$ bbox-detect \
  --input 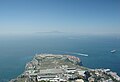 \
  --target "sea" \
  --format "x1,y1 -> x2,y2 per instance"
0,34 -> 120,82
